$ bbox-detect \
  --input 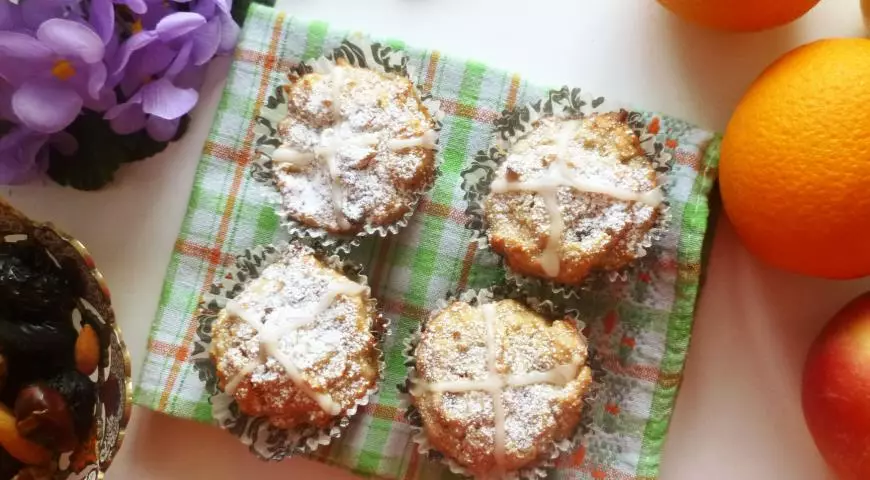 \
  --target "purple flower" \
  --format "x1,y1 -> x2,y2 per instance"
106,5 -> 238,140
106,77 -> 197,141
0,125 -> 50,184
0,19 -> 111,133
